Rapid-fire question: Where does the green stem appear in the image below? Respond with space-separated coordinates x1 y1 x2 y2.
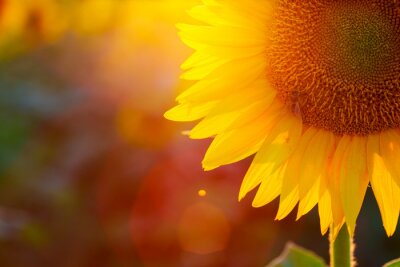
329 225 354 267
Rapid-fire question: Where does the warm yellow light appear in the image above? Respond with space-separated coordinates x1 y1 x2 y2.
198 189 207 197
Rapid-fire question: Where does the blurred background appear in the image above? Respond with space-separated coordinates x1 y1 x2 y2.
0 0 399 266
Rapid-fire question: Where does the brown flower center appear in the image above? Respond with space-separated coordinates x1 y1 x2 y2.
268 0 400 135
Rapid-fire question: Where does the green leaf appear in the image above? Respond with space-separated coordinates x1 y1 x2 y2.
384 259 400 267
266 242 327 267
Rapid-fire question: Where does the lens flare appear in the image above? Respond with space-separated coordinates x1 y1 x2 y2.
178 202 231 255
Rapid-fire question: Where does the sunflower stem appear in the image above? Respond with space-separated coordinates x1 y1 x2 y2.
329 225 354 267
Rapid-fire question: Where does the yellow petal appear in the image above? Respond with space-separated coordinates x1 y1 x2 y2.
381 130 400 187
276 185 298 221
164 101 217 122
180 36 266 59
190 83 275 139
297 177 320 220
202 106 281 170
177 24 266 47
367 134 400 236
176 55 266 103
252 164 287 207
328 136 351 233
318 190 333 235
181 57 229 80
339 136 368 236
331 219 345 241
191 1 273 29
298 130 335 199
181 51 220 70
239 112 302 200
296 131 335 220
187 4 223 26
225 92 281 132
276 128 317 220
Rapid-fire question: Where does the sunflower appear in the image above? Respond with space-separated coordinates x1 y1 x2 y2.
165 0 400 238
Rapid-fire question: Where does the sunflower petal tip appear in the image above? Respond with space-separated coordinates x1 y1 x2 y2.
384 227 396 237
181 130 191 136
163 109 174 120
320 228 329 236
238 191 246 202
274 213 284 221
251 197 266 208
202 162 216 171
164 106 185 121
346 224 356 237
295 213 303 222
330 223 345 241
202 156 221 171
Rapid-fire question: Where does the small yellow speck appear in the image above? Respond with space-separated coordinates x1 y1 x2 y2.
198 189 207 197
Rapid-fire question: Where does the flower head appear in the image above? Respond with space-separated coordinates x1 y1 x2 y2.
165 0 400 237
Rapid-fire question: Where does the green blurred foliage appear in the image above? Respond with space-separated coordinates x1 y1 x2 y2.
0 112 32 176
266 243 326 267
385 259 400 267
